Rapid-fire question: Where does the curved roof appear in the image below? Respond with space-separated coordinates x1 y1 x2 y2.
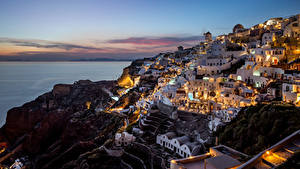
164 132 177 139
184 142 201 150
233 24 244 33
174 136 190 145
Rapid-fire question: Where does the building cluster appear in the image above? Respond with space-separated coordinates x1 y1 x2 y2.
110 14 300 168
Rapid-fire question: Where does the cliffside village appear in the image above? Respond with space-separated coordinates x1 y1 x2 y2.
7 14 300 169
109 14 300 169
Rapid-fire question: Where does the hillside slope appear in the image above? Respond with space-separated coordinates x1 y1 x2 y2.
217 102 300 155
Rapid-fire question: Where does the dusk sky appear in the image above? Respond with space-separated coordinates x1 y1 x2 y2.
0 0 300 60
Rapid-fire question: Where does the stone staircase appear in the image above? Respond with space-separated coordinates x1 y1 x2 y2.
121 151 147 169
254 137 300 169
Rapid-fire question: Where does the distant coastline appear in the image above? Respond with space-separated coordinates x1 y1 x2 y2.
71 58 134 62
0 58 134 62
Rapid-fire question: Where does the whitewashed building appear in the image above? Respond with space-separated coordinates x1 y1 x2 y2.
115 132 136 146
157 133 202 158
283 14 300 38
282 83 300 105
261 32 276 45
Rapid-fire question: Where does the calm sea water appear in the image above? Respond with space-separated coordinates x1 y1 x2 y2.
0 61 131 127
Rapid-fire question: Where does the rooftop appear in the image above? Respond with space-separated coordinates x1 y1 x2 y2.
205 154 241 169
170 145 246 169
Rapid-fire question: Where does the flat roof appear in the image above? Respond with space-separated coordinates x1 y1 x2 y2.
181 160 205 169
205 154 241 169
212 145 248 162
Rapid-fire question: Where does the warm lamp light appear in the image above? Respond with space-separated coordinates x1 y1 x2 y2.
171 160 177 164
86 101 91 110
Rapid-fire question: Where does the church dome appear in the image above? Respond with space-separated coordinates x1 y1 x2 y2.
233 24 244 33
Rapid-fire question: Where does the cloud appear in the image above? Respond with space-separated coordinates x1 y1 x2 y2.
107 36 204 46
0 35 204 61
0 38 102 51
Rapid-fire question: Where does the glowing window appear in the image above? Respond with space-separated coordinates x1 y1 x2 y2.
253 70 260 76
203 77 209 81
169 79 176 85
112 96 119 101
188 93 194 101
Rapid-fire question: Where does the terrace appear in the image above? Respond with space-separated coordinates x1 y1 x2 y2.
170 145 247 169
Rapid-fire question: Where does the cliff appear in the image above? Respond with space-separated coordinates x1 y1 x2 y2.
0 80 124 168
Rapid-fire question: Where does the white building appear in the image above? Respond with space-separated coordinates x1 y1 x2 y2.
283 14 300 38
209 118 222 132
210 40 225 56
282 83 300 105
250 47 285 66
157 133 202 158
261 32 276 45
234 61 284 88
9 159 23 169
115 132 136 146
213 108 240 123
156 132 177 150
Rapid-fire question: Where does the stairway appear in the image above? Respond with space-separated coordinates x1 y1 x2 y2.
121 151 147 169
257 138 300 169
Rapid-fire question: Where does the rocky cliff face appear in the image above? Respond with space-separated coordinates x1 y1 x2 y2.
0 80 124 168
0 58 160 169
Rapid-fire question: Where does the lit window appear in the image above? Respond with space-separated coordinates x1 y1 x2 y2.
237 76 242 81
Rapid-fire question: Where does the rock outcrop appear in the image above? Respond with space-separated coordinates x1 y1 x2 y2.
0 80 124 168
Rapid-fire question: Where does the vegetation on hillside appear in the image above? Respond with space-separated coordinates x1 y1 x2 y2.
216 102 300 155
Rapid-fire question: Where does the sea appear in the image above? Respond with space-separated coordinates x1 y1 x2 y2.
0 61 131 127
